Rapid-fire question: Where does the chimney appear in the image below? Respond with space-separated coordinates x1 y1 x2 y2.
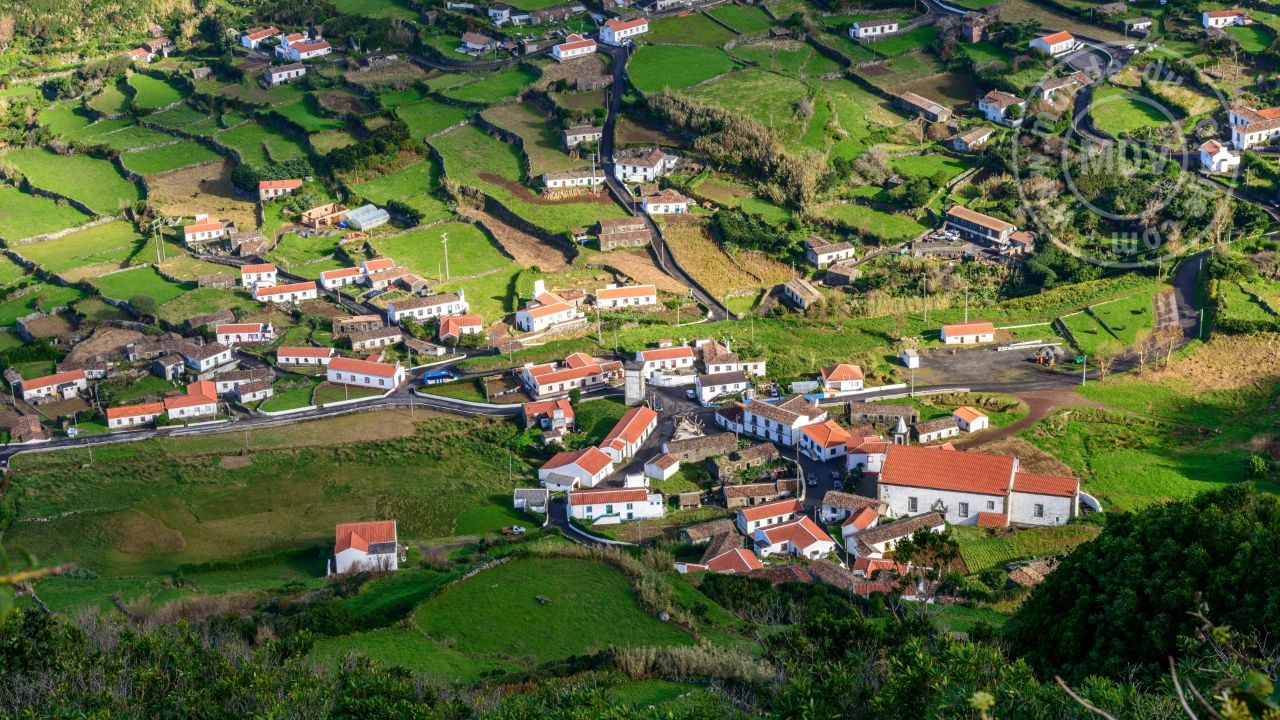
194 213 208 222
532 279 546 298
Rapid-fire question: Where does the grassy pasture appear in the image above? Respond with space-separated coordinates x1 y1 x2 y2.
370 222 508 280
276 96 345 132
629 45 736 93
396 97 472 138
707 4 773 33
1090 84 1173 137
156 288 259 324
215 121 309 166
819 203 928 242
310 130 361 154
91 266 189 305
866 25 938 56
38 103 96 137
331 0 418 19
1226 24 1273 52
0 186 92 241
678 68 819 151
146 103 225 136
128 73 187 110
953 524 1103 573
2 148 142 214
14 220 142 278
0 284 87 326
482 102 587 175
88 80 131 115
646 13 737 46
266 232 343 272
122 141 220 175
690 173 791 224
86 125 176 152
349 158 453 224
440 68 537 104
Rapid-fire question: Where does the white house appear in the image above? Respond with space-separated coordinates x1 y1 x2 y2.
900 348 920 369
183 216 230 245
258 179 302 202
1200 140 1241 172
599 405 659 463
163 380 219 420
439 314 484 341
517 353 620 400
332 520 399 575
538 447 615 490
804 236 857 268
915 416 959 443
320 267 364 290
552 33 596 61
240 26 279 49
1029 30 1077 56
562 124 602 149
798 419 852 462
277 36 331 61
326 356 405 390
180 342 234 374
1203 8 1249 28
953 406 989 433
255 281 318 304
568 487 665 524
846 511 945 559
978 90 1025 127
782 278 822 310
1229 104 1280 150
845 431 891 476
278 346 336 367
819 363 864 394
734 498 804 535
543 169 606 189
635 345 695 377
488 2 513 22
752 516 835 560
266 63 306 86
850 18 899 40
19 369 89 402
600 17 649 46
695 370 749 404
644 452 680 481
740 395 827 447
216 322 276 346
240 262 277 288
614 148 676 183
940 321 995 344
236 380 274 403
697 339 766 377
387 292 468 325
818 490 884 526
641 189 689 215
106 401 165 429
515 284 585 333
877 444 1079 527
595 284 657 310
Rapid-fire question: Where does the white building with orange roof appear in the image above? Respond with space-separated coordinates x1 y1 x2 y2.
1029 30 1078 56
1203 8 1249 27
163 380 218 420
600 16 649 46
240 262 277 288
752 515 835 559
799 419 852 462
595 284 657 310
255 280 318 304
216 322 275 346
240 26 279 49
599 405 658 463
644 451 680 481
819 363 864 394
952 406 989 433
258 179 302 201
641 188 690 215
538 447 615 490
740 395 827 447
183 215 231 245
635 345 695 377
517 353 621 400
361 257 396 274
439 314 484 341
106 401 166 429
552 32 596 61
940 321 995 345
1200 140 1240 172
946 205 1018 246
704 548 763 574
734 498 804 535
845 430 892 475
818 490 884 525
320 266 364 290
18 369 88 402
568 487 664 523
278 346 335 367
515 281 585 333
1229 104 1280 149
327 356 404 390
331 520 400 575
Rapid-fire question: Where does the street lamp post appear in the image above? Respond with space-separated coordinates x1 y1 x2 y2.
441 232 450 280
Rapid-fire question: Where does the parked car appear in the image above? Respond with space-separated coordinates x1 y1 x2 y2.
685 389 696 399
806 477 817 487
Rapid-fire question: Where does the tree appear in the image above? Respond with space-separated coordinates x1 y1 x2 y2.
891 526 960 604
128 294 157 318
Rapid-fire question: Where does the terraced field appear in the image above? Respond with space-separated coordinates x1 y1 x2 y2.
2 148 142 213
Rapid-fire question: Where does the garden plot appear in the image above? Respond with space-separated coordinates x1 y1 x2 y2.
0 186 91 241
128 73 187 111
370 222 510 280
91 266 188 305
549 90 605 114
147 160 258 229
646 13 737 46
215 121 309 167
893 69 982 108
441 68 538 105
707 4 773 33
266 233 346 277
690 173 790 224
396 97 472 138
349 157 454 224
1 148 142 214
482 102 589 175
378 87 428 109
122 142 221 176
629 45 735 93
430 124 629 235
662 222 790 301
13 220 142 280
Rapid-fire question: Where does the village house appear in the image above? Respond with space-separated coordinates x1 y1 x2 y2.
940 320 996 344
180 342 233 374
723 478 799 509
513 488 550 514
350 326 403 352
978 90 1025 126
276 33 331 61
804 236 857 268
850 18 899 40
515 282 585 333
946 205 1018 247
19 369 88 403
597 217 652 250
818 490 884 526
152 354 184 380
327 356 405 390
600 16 649 46
915 416 959 443
439 314 483 341
753 515 836 560
599 405 658 463
1035 74 1082 103
106 401 165 429
320 267 364 290
213 368 273 396
947 126 995 153
364 266 411 291
848 401 919 426
595 284 657 310
695 370 750 405
333 315 382 336
163 380 219 421
552 33 597 62
331 520 400 575
782 278 822 310
735 498 804 535
953 406 989 433
697 339 766 377
126 47 154 62
1122 17 1153 33
900 348 920 369
663 432 737 463
823 264 861 287
215 322 275 346
741 395 828 447
562 123 602 149
644 452 680 481
183 215 231 245
266 63 307 86
1029 30 1077 56
1200 140 1241 172
694 548 763 575
236 379 274 404
538 446 614 490
300 203 348 229
240 26 279 49
387 292 468 325
255 281 318 304
846 430 892 475
641 189 690 215
240 262 277 288
522 398 574 431
568 487 665 524
799 419 852 462
460 31 497 54
898 91 952 123
847 511 945 559
1203 8 1249 27
820 363 864 394
614 148 677 183
1229 103 1280 150
635 345 696 377
878 444 1079 527
543 169 606 189
517 352 622 400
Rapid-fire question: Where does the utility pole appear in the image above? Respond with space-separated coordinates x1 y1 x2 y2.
1199 308 1204 340
441 232 450 280
964 289 969 323
1081 355 1087 386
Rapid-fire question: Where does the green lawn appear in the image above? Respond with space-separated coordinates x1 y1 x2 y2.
0 283 87 326
315 382 384 404
819 203 928 242
441 68 537 105
821 77 905 161
349 158 453 224
2 148 142 214
378 87 427 109
396 97 473 139
91 266 189 305
707 4 773 33
482 102 589 175
1087 291 1156 348
678 68 826 152
370 222 508 280
1090 84 1172 138
128 73 187 111
38 103 96 137
890 154 972 182
215 121 309 167
0 186 92 241
156 288 259 324
866 25 938 57
261 375 322 412
312 130 360 154
266 232 342 271
89 81 131 115
572 397 628 446
331 0 418 19
646 13 737 46
14 220 142 276
121 141 221 175
1226 24 1273 53
275 96 345 133
629 45 735 93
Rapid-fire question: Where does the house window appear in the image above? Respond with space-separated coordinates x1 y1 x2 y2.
908 497 917 512
626 503 633 510
606 504 613 514
1034 504 1044 518
986 500 995 510
958 502 969 518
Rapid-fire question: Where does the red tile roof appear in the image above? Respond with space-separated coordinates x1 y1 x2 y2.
568 487 648 505
605 17 648 32
184 220 227 234
321 267 363 280
279 346 333 358
523 398 574 420
706 548 762 574
976 512 1008 528
329 356 400 378
556 33 596 51
217 323 266 334
1206 8 1247 17
953 406 986 423
1012 471 1079 497
853 556 906 578
106 401 165 420
597 284 656 301
22 369 86 391
821 364 864 383
880 445 1015 496
738 498 804 523
941 321 996 336
439 314 482 338
601 406 658 448
1037 30 1075 44
842 506 880 531
801 419 851 449
335 520 396 553
364 257 396 272
258 179 302 191
947 205 1015 233
543 447 613 475
639 346 694 362
758 516 833 551
242 263 275 274
256 281 316 298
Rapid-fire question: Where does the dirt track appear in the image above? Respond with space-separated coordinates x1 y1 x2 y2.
957 388 1109 450
456 205 570 270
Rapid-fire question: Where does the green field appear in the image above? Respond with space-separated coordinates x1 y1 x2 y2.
88 80 131 115
156 287 259 324
2 148 142 214
819 202 928 242
370 222 508 280
128 73 187 111
890 154 972 182
276 96 346 133
646 13 737 46
84 125 176 152
14 220 141 276
122 141 220 175
331 0 418 19
707 4 774 33
865 25 938 56
0 283 87 326
311 130 360 154
349 158 453 224
1090 84 1172 138
679 68 824 152
266 232 344 273
38 103 96 137
953 524 1103 573
441 68 537 104
91 266 188 305
821 77 905 160
690 173 791 224
0 186 92 241
146 103 226 136
629 45 736 93
732 39 843 77
215 121 310 167
1087 290 1157 348
395 97 473 138
1226 24 1273 52
378 87 427 109
482 102 588 175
